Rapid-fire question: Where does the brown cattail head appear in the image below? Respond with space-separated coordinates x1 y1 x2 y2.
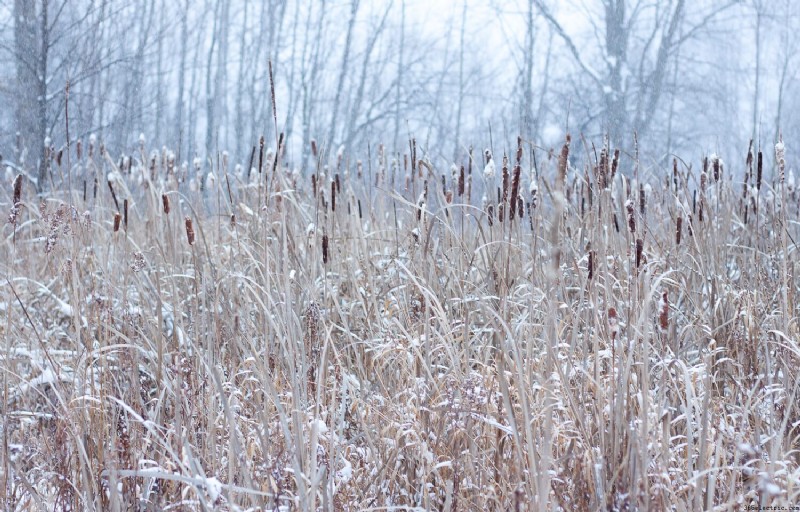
611 148 620 183
108 180 120 211
322 232 329 264
516 135 523 165
588 250 595 280
458 165 465 196
487 204 494 226
76 139 82 160
635 238 644 268
162 194 170 214
502 156 509 202
557 134 570 188
311 139 318 158
676 216 683 245
331 180 336 212
673 157 679 192
12 174 22 205
510 162 521 221
113 212 121 232
757 150 763 190
185 217 195 245
123 199 128 230
658 291 669 332
639 183 646 215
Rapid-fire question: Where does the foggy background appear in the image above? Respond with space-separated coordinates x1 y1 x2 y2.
0 0 793 188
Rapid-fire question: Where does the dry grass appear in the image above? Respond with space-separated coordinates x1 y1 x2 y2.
1 135 799 511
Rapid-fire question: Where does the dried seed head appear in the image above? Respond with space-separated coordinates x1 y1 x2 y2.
608 308 619 340
311 139 318 158
626 199 636 234
113 212 121 232
658 291 669 332
322 233 329 264
185 217 195 245
557 134 570 189
12 174 22 204
757 150 763 190
635 238 644 268
162 194 170 214
676 216 683 245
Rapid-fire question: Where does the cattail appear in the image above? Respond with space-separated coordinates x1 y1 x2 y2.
510 161 521 221
108 180 120 211
311 174 317 196
598 148 608 189
76 139 82 160
626 199 636 234
311 139 318 158
611 148 620 183
608 308 619 341
357 199 362 219
635 238 644 268
518 197 524 219
757 150 763 190
185 217 195 245
487 204 494 226
123 199 128 230
673 157 679 192
557 134 570 188
458 165 465 196
498 203 504 223
676 216 683 245
82 180 86 202
162 194 170 214
658 291 669 332
12 174 22 205
639 183 646 215
588 250 595 280
331 180 336 212
113 212 121 232
322 233 329 264
335 173 341 193
502 156 509 202
712 155 721 182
